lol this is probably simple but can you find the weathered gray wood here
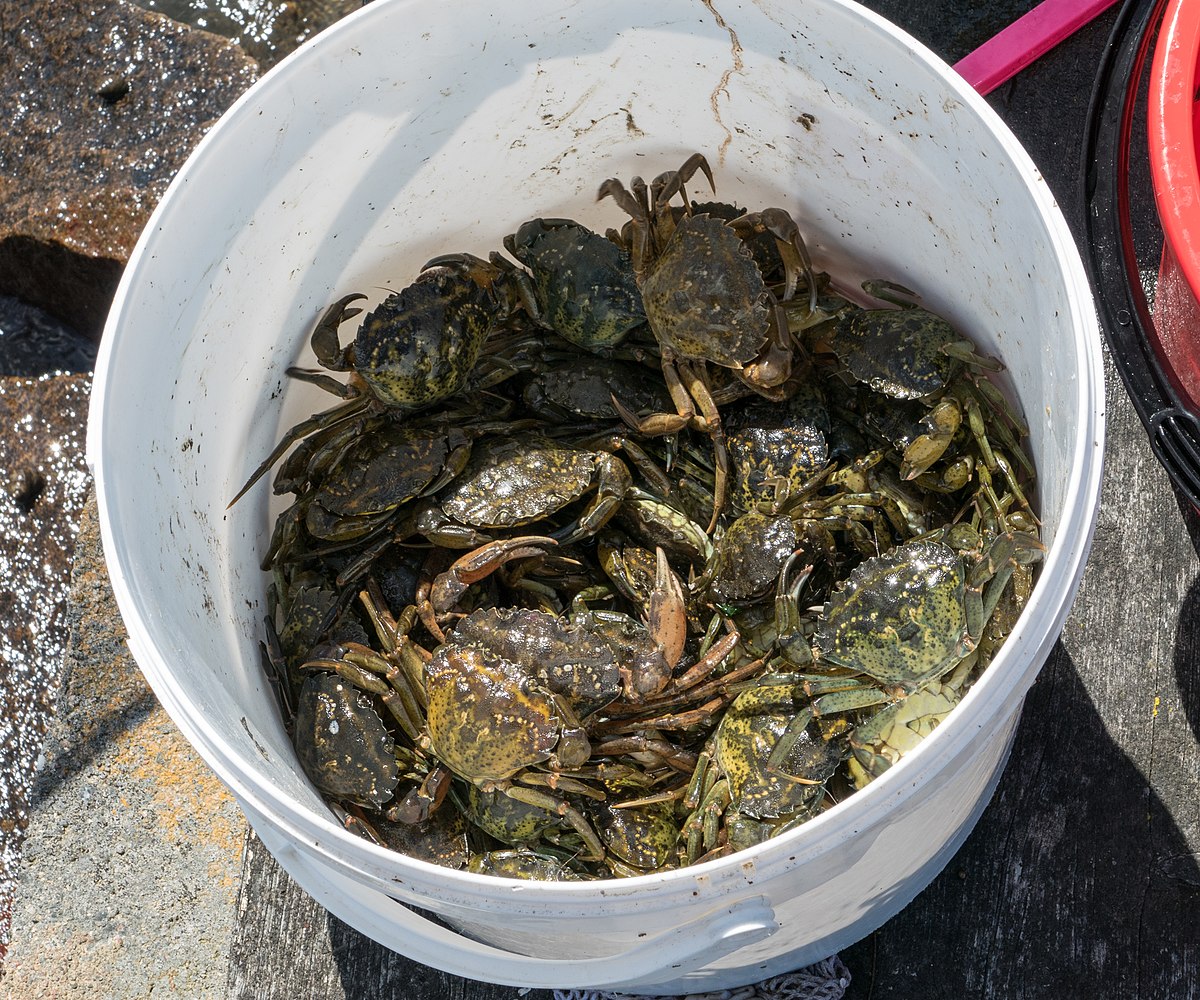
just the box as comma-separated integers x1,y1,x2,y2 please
225,828,552,1000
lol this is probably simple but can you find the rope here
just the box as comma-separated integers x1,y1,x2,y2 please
551,955,851,1000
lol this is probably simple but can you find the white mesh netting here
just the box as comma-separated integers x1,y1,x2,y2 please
551,955,851,1000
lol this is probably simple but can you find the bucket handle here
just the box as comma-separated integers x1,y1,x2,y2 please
267,836,779,990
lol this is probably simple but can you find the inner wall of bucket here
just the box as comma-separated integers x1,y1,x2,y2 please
96,0,1093,957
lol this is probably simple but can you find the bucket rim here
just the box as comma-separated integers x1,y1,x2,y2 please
88,0,1106,903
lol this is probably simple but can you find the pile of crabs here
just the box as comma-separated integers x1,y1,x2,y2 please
235,154,1042,881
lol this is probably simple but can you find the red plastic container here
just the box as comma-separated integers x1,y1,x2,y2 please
1148,0,1200,411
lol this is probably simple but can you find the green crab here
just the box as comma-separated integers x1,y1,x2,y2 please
801,529,1043,782
681,673,843,862
592,793,680,876
467,848,589,881
598,152,819,527
724,387,831,514
504,217,646,350
422,627,606,859
318,594,698,862
843,652,976,789
699,454,926,611
414,436,633,548
462,784,568,848
701,510,805,607
815,532,1042,696
614,488,713,570
231,254,533,506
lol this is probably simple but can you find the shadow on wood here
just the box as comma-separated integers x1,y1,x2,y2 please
843,641,1200,999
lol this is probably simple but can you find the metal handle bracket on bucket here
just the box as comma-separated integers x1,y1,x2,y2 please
265,835,780,990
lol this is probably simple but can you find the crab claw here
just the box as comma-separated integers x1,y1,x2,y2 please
310,293,366,371
645,547,688,671
429,535,558,616
386,765,452,825
422,251,506,292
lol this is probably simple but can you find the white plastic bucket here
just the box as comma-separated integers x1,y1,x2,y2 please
87,0,1105,992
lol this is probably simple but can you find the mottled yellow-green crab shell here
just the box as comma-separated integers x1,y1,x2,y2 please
424,644,582,785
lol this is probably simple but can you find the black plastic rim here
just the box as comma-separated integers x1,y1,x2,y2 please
1082,0,1200,505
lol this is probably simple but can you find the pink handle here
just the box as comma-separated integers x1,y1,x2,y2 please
953,0,1122,95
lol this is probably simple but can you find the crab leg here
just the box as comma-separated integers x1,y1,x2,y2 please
228,393,370,507
609,392,689,436
552,453,632,545
592,206,731,529
731,207,819,313
503,785,606,862
358,587,430,712
674,357,730,532
300,649,426,744
387,765,452,824
590,735,699,775
598,177,653,279
669,629,741,692
649,152,716,227
331,803,388,846
594,650,765,733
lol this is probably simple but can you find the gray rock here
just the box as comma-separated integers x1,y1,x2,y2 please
0,0,259,339
3,494,246,995
0,295,96,376
0,373,92,959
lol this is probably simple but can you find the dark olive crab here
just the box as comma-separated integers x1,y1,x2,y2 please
415,436,632,548
451,606,624,717
815,281,1030,483
823,299,964,401
300,422,476,542
230,254,531,505
463,785,568,848
293,671,401,810
598,155,816,386
504,217,646,351
702,510,802,606
521,355,671,424
597,153,819,526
